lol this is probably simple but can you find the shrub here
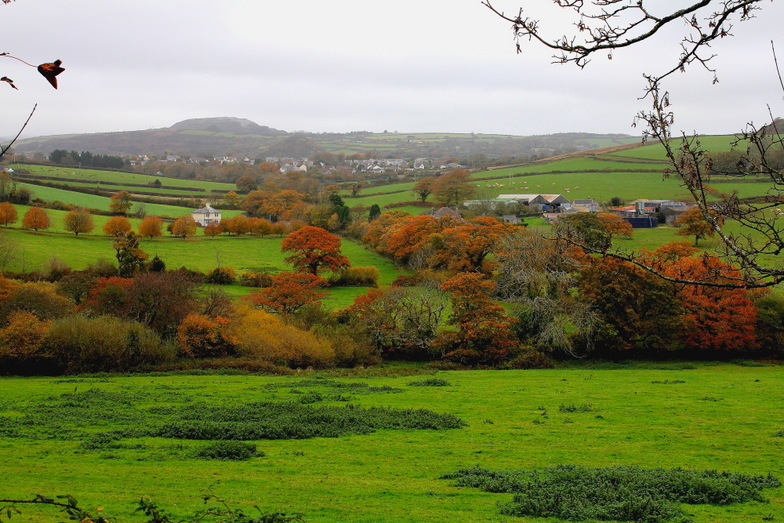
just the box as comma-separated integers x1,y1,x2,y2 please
506,351,556,370
442,465,782,523
205,266,236,285
44,315,175,373
0,311,50,374
177,314,237,359
408,378,450,387
231,305,336,368
329,266,380,287
239,271,273,287
193,441,261,461
0,281,75,324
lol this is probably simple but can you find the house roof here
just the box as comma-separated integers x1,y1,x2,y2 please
192,204,219,215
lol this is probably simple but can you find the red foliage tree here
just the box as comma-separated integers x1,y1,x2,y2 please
281,226,350,275
434,273,520,365
244,271,327,315
177,314,237,358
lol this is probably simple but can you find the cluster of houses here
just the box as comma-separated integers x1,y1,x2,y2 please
465,194,696,228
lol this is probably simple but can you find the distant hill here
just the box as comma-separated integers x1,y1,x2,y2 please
13,117,640,160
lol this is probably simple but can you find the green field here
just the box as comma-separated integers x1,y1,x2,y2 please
1,364,782,523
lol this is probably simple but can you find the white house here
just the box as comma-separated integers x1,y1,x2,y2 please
191,204,221,226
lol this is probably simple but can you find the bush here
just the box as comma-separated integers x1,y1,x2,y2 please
239,271,273,287
506,351,556,370
329,266,380,287
205,266,236,285
193,441,261,460
408,378,450,387
44,315,175,373
442,465,782,523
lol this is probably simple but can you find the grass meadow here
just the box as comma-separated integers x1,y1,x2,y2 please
0,364,782,523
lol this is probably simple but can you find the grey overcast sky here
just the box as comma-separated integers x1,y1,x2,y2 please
2,0,782,139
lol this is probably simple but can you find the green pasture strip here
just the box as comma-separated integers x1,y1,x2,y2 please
11,164,236,192
0,228,396,280
13,183,230,218
0,365,782,523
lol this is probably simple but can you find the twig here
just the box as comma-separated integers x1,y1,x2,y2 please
0,103,36,160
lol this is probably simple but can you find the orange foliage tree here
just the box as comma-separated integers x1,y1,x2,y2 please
103,215,131,237
674,206,723,246
0,201,18,226
434,273,520,365
63,209,94,236
204,221,223,237
0,310,50,365
244,272,327,315
597,213,633,240
177,314,237,358
138,215,163,239
21,207,50,231
662,255,759,353
281,226,350,275
432,216,511,273
171,215,197,238
433,169,475,206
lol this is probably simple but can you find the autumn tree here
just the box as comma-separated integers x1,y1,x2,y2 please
281,225,350,275
0,201,17,227
222,215,249,235
597,213,633,241
431,216,511,273
662,255,759,353
674,206,723,246
109,191,132,215
433,169,475,206
138,215,163,239
63,209,94,236
103,215,131,237
223,190,241,209
554,212,612,254
204,221,223,237
245,271,328,315
411,176,437,203
434,273,521,365
21,207,50,231
171,215,197,238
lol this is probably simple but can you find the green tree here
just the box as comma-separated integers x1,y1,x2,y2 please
112,231,148,278
433,169,475,206
109,191,132,215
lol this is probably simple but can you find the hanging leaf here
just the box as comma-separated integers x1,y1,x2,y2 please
0,76,17,89
37,59,64,89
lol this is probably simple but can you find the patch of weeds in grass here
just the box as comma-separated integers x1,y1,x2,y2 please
407,378,451,387
651,380,686,384
558,403,595,413
263,379,403,395
772,430,784,437
731,359,769,367
152,402,466,440
441,465,782,523
699,397,724,402
193,441,262,461
296,392,323,404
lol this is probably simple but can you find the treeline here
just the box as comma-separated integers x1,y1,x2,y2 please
48,150,127,169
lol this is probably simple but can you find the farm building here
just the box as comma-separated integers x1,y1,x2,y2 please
191,204,221,226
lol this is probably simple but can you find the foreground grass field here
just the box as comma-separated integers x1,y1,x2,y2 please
1,364,782,523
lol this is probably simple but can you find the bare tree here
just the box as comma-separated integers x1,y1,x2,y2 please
485,0,784,287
